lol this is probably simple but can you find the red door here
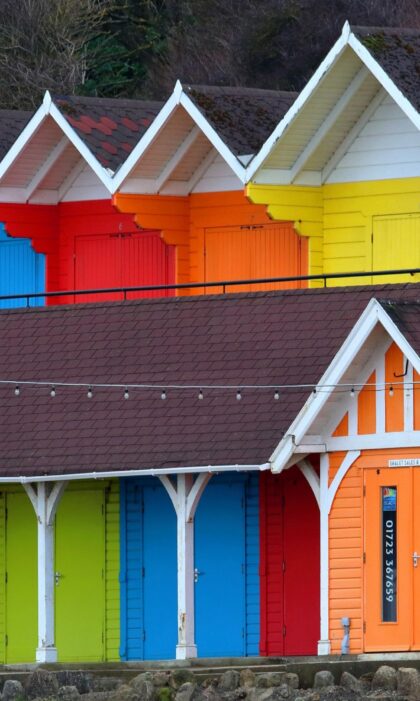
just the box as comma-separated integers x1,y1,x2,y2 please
74,231,174,302
260,466,320,655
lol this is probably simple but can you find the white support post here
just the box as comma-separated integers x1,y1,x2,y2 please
23,481,67,663
159,472,211,660
318,453,330,655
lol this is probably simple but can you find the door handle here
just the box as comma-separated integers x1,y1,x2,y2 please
413,552,419,568
55,571,63,585
194,568,204,583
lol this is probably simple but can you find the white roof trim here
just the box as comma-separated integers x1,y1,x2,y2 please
247,21,420,182
111,80,246,193
269,299,420,473
0,91,114,193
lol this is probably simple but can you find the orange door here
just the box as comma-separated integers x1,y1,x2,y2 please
413,470,420,648
364,468,413,651
204,223,306,293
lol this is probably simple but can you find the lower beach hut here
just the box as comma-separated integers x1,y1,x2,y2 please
0,284,417,662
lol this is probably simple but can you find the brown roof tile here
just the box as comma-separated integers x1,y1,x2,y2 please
0,283,418,478
0,109,33,160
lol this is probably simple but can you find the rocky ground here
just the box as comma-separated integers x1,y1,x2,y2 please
0,665,419,701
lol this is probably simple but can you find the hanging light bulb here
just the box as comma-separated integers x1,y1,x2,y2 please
161,389,167,400
87,386,93,399
50,385,56,398
14,385,20,396
274,389,280,400
198,389,204,400
389,385,394,397
350,387,355,398
124,387,130,400
236,389,242,401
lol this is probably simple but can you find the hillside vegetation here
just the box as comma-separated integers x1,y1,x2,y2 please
1,0,419,110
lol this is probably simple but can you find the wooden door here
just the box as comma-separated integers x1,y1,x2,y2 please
372,214,420,283
364,468,412,651
204,223,306,293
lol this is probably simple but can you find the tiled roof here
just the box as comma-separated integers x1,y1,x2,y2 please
0,283,418,478
185,85,297,157
53,94,164,171
380,301,420,354
0,109,33,161
352,26,420,112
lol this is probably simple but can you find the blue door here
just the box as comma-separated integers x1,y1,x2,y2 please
195,477,246,657
120,479,177,660
0,225,45,307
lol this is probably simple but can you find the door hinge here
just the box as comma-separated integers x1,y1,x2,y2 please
363,621,366,634
363,552,366,564
5,634,7,647
283,624,286,637
363,485,366,497
4,572,7,584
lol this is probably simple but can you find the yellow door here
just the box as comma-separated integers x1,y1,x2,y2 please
372,214,420,283
5,491,37,662
204,223,306,292
365,468,415,651
55,490,105,662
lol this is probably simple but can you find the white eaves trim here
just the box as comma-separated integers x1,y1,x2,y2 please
269,298,420,473
246,21,420,182
111,80,246,192
0,91,114,193
0,461,271,485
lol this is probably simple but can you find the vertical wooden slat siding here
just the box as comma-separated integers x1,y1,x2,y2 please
0,224,45,307
122,481,143,660
385,343,404,432
247,178,420,286
328,462,363,654
358,372,376,434
0,492,5,663
105,480,120,661
245,472,260,655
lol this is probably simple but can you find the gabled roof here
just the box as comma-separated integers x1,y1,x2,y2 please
381,301,420,354
0,109,32,160
0,283,417,480
247,22,420,183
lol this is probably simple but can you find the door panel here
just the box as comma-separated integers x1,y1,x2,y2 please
75,234,122,302
142,485,177,660
195,481,246,657
365,469,412,651
372,214,420,283
5,492,37,662
204,223,306,293
412,470,420,648
0,226,45,308
55,490,105,661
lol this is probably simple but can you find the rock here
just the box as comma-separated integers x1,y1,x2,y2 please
156,689,174,701
170,672,195,691
25,671,59,700
372,666,397,692
92,679,123,693
153,674,172,689
219,672,240,692
57,686,80,701
277,685,290,699
313,672,334,689
129,677,155,701
256,674,286,689
239,671,255,690
248,688,276,701
81,693,112,701
175,683,197,701
57,672,93,694
397,667,420,699
283,675,299,690
340,672,360,693
2,680,25,701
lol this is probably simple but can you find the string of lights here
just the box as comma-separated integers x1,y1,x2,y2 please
1,377,417,400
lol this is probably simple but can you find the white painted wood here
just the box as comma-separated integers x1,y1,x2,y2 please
290,67,369,182
24,137,69,201
326,431,420,452
23,481,68,663
376,354,386,435
327,450,360,514
348,389,358,435
156,126,201,192
159,472,212,659
192,152,243,193
318,453,330,655
404,362,414,432
298,459,320,507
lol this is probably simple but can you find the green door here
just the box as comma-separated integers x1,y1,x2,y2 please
6,491,37,662
55,490,105,662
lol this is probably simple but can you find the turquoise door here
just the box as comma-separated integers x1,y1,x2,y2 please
194,478,246,657
0,225,45,307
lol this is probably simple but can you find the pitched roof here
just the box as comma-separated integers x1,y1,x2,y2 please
0,283,418,478
185,85,297,157
0,109,33,161
53,94,164,171
352,26,420,113
380,301,420,354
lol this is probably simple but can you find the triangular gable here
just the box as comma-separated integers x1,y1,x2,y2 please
248,22,420,185
270,298,420,472
0,92,114,201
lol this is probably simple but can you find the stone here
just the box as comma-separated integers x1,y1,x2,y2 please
92,679,123,693
57,686,80,701
2,680,25,701
219,672,240,692
111,684,146,701
313,672,334,689
256,674,286,689
372,666,397,692
25,671,59,700
175,683,197,701
153,674,172,689
57,672,93,694
248,688,276,701
340,672,360,693
81,693,112,701
397,668,420,699
170,672,195,691
283,675,299,690
277,685,290,699
239,671,255,690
